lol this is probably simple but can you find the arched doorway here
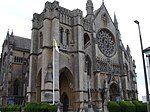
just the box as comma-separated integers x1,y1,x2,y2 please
59,68,73,111
109,83,120,101
61,92,69,112
36,69,41,102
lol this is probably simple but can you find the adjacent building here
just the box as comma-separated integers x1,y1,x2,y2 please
0,0,138,111
0,31,30,105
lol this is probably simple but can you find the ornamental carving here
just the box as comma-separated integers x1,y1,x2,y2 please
96,29,116,57
101,13,109,26
96,59,120,74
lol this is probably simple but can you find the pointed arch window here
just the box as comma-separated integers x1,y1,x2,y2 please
39,32,43,49
3,53,7,65
85,55,91,76
14,56,17,62
66,29,69,46
60,27,64,45
13,79,19,95
17,57,19,62
124,63,130,82
84,33,90,48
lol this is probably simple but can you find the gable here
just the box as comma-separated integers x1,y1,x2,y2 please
93,3,116,35
93,3,120,63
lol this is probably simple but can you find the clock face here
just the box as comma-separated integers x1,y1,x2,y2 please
96,29,116,57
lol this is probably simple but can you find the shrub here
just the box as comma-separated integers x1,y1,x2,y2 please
132,101,147,112
119,101,136,112
5,104,21,112
24,102,57,112
49,104,57,112
0,104,22,112
142,103,147,112
0,105,6,112
107,101,121,112
24,102,38,112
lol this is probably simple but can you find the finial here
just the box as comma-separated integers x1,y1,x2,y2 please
102,0,104,4
11,29,13,36
114,12,118,29
7,29,9,33
7,29,9,36
86,0,94,15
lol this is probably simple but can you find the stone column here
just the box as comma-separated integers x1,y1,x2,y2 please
28,13,39,102
119,76,124,100
52,17,60,104
51,4,60,103
41,16,52,102
103,79,109,112
73,9,86,110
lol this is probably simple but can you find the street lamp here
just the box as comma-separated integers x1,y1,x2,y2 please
134,20,150,112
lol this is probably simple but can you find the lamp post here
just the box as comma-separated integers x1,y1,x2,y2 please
134,20,150,112
146,54,150,85
143,47,150,86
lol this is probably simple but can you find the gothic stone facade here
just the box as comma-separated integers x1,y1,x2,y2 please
0,0,138,111
0,31,31,105
27,0,138,111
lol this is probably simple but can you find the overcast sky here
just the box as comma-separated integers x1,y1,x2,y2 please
0,0,150,101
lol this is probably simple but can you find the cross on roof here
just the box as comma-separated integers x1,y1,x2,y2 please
102,0,104,4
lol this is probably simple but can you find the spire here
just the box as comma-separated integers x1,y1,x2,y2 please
114,13,118,29
11,29,13,36
86,0,94,15
6,29,10,40
7,29,9,37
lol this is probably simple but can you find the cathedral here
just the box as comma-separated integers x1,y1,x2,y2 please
0,0,138,111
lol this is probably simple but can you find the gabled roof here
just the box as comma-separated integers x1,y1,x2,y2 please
4,31,31,51
93,2,115,27
12,35,31,50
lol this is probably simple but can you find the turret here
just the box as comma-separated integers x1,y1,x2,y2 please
86,0,94,16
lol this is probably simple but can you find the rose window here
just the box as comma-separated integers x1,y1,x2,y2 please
96,29,116,57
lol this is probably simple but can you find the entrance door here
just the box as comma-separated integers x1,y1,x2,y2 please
109,83,120,101
62,93,69,112
59,68,73,111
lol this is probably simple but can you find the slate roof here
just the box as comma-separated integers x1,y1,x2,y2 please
12,35,31,50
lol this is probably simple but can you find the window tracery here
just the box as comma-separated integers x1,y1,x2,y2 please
66,29,69,46
96,29,116,57
60,27,64,45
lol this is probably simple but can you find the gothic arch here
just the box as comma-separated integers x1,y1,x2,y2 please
61,92,69,112
65,29,70,46
109,83,120,101
59,67,74,111
84,33,90,46
60,27,64,45
36,69,42,102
